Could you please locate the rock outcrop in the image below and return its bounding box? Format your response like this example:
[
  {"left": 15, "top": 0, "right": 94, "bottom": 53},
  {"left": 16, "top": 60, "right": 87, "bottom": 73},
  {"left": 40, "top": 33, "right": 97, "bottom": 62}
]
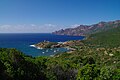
[
  {"left": 52, "top": 20, "right": 120, "bottom": 36},
  {"left": 34, "top": 40, "right": 84, "bottom": 49}
]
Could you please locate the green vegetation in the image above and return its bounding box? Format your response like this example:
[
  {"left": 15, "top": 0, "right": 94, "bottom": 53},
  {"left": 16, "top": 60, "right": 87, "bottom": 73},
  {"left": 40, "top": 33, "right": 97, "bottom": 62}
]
[
  {"left": 35, "top": 41, "right": 58, "bottom": 48},
  {"left": 0, "top": 48, "right": 47, "bottom": 80},
  {"left": 0, "top": 46, "right": 120, "bottom": 79},
  {"left": 84, "top": 26, "right": 120, "bottom": 48},
  {"left": 0, "top": 26, "right": 120, "bottom": 80}
]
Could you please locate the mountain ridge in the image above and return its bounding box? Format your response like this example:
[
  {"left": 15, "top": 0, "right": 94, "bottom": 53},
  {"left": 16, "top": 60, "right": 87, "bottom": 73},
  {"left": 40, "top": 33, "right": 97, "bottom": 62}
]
[{"left": 52, "top": 20, "right": 120, "bottom": 36}]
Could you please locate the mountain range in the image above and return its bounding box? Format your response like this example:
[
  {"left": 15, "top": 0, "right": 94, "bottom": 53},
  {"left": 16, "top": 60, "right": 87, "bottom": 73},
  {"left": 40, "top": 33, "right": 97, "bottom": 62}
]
[{"left": 52, "top": 20, "right": 120, "bottom": 36}]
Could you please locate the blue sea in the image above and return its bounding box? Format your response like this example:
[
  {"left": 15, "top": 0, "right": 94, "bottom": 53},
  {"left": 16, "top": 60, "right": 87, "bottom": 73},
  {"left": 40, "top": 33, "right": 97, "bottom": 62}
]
[{"left": 0, "top": 33, "right": 84, "bottom": 57}]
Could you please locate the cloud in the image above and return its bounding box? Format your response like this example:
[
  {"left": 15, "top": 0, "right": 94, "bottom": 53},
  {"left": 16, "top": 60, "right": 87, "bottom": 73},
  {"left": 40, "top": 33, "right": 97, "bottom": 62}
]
[
  {"left": 0, "top": 25, "right": 12, "bottom": 32},
  {"left": 0, "top": 24, "right": 62, "bottom": 33},
  {"left": 70, "top": 24, "right": 80, "bottom": 28},
  {"left": 30, "top": 24, "right": 36, "bottom": 26},
  {"left": 0, "top": 24, "right": 80, "bottom": 33},
  {"left": 44, "top": 24, "right": 56, "bottom": 27}
]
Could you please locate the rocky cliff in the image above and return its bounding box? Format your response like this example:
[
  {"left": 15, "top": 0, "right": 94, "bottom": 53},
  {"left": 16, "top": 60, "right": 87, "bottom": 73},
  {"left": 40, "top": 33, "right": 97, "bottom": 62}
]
[{"left": 52, "top": 20, "right": 120, "bottom": 36}]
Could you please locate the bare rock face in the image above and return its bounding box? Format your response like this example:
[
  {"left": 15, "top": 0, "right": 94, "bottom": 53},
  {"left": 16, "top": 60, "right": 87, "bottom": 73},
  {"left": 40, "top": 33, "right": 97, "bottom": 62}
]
[{"left": 52, "top": 20, "right": 120, "bottom": 36}]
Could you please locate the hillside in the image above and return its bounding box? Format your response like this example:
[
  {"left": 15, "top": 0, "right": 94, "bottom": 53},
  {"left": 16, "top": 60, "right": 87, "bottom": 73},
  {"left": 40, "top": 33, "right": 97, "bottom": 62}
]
[
  {"left": 52, "top": 20, "right": 120, "bottom": 36},
  {"left": 0, "top": 46, "right": 120, "bottom": 80},
  {"left": 84, "top": 26, "right": 120, "bottom": 48}
]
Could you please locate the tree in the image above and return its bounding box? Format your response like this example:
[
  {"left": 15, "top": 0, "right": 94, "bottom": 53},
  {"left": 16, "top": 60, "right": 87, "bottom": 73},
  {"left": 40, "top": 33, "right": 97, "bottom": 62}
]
[{"left": 77, "top": 64, "right": 100, "bottom": 80}]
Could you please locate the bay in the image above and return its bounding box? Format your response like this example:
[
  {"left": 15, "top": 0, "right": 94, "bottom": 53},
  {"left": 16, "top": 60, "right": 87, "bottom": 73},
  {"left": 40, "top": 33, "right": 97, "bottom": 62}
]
[{"left": 0, "top": 33, "right": 84, "bottom": 57}]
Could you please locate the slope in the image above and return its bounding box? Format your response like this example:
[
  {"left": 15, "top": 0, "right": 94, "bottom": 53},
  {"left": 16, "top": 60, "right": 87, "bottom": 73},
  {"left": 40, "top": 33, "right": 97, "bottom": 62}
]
[{"left": 84, "top": 26, "right": 120, "bottom": 48}]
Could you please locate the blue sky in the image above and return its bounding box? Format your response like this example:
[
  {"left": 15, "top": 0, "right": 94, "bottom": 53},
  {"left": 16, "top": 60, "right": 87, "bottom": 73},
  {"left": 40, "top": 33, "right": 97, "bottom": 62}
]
[{"left": 0, "top": 0, "right": 120, "bottom": 33}]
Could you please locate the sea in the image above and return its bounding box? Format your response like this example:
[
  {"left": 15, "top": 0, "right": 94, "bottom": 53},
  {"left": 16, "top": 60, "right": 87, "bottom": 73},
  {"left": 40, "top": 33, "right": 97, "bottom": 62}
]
[{"left": 0, "top": 33, "right": 84, "bottom": 57}]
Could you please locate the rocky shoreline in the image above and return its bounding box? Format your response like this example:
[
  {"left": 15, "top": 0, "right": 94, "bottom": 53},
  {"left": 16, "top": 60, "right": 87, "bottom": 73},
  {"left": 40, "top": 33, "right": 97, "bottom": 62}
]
[{"left": 31, "top": 40, "right": 84, "bottom": 51}]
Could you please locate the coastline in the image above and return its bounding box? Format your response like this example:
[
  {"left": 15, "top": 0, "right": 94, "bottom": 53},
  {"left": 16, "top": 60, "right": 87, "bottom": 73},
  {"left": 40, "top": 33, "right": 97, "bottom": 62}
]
[{"left": 29, "top": 40, "right": 82, "bottom": 55}]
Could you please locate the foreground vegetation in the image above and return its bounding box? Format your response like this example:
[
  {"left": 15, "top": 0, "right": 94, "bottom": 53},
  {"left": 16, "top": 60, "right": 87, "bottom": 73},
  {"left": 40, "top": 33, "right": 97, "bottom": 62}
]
[
  {"left": 0, "top": 46, "right": 120, "bottom": 80},
  {"left": 0, "top": 27, "right": 120, "bottom": 80}
]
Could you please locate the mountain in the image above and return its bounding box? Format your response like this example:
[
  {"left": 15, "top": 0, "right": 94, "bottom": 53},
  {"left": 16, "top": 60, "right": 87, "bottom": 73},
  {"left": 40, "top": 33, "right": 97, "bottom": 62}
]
[
  {"left": 52, "top": 20, "right": 120, "bottom": 36},
  {"left": 84, "top": 25, "right": 120, "bottom": 48}
]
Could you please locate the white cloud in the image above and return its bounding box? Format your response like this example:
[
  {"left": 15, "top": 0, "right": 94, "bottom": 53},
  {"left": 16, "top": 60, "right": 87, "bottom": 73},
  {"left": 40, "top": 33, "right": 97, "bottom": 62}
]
[
  {"left": 44, "top": 24, "right": 56, "bottom": 27},
  {"left": 30, "top": 24, "right": 36, "bottom": 26},
  {"left": 71, "top": 24, "right": 80, "bottom": 28},
  {"left": 0, "top": 24, "right": 80, "bottom": 33},
  {"left": 0, "top": 24, "right": 62, "bottom": 33},
  {"left": 0, "top": 25, "right": 12, "bottom": 32}
]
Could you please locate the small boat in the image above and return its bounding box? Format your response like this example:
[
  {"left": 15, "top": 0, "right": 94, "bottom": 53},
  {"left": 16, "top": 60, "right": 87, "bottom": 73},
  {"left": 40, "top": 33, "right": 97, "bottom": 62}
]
[
  {"left": 42, "top": 52, "right": 45, "bottom": 54},
  {"left": 54, "top": 50, "right": 56, "bottom": 52},
  {"left": 57, "top": 49, "right": 59, "bottom": 51},
  {"left": 46, "top": 50, "right": 49, "bottom": 52},
  {"left": 37, "top": 47, "right": 43, "bottom": 49}
]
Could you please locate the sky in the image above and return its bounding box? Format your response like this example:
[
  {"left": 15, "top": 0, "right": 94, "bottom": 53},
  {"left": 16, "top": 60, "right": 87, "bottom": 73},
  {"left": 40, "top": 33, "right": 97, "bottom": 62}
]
[{"left": 0, "top": 0, "right": 120, "bottom": 33}]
